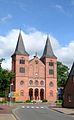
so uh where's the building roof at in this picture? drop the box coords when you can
[12,32,29,56]
[41,36,57,58]
[69,62,74,76]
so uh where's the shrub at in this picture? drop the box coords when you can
[55,100,63,107]
[55,100,63,103]
[15,101,24,103]
[42,99,48,102]
[33,101,36,104]
[0,100,7,103]
[26,100,31,103]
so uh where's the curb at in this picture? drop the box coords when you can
[12,109,20,120]
[52,109,65,114]
[52,108,74,116]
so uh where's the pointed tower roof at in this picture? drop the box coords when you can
[69,62,74,76]
[41,36,57,58]
[12,32,29,56]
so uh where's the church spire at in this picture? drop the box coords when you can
[12,32,29,56]
[41,36,57,58]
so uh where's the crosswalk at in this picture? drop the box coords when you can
[21,106,46,109]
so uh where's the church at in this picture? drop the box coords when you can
[11,32,57,102]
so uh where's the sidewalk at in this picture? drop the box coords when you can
[0,105,16,120]
[0,114,16,120]
[52,107,74,115]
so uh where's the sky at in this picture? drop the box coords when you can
[0,0,74,70]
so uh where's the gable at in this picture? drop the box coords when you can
[29,57,45,78]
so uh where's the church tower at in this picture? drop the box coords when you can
[11,32,29,101]
[41,36,57,102]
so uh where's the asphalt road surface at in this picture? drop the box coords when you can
[14,105,74,120]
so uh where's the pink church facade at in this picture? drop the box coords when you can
[11,33,57,102]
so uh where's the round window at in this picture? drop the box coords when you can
[40,81,44,85]
[20,80,24,85]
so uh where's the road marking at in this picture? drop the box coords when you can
[27,106,30,108]
[31,106,34,108]
[22,106,25,108]
[11,114,17,120]
[21,106,46,109]
[70,115,74,118]
[36,106,39,108]
[41,107,44,109]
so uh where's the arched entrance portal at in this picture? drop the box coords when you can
[29,88,33,100]
[35,88,39,100]
[40,89,44,100]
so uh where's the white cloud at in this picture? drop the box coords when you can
[55,4,65,13]
[0,14,12,24]
[50,4,64,12]
[55,4,62,9]
[0,28,74,70]
[55,41,74,68]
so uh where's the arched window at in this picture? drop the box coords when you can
[49,62,54,66]
[20,90,24,96]
[50,90,53,97]
[40,89,44,100]
[19,67,25,73]
[19,58,25,64]
[49,69,54,75]
[40,80,44,85]
[29,88,33,100]
[35,80,39,86]
[49,82,54,87]
[34,88,39,100]
[29,80,33,85]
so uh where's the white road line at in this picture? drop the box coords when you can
[22,106,25,108]
[22,106,46,109]
[41,107,44,109]
[70,115,74,117]
[31,106,34,108]
[36,106,39,108]
[27,106,30,108]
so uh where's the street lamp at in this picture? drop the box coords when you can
[9,82,13,106]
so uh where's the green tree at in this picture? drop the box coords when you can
[0,59,15,97]
[57,61,69,87]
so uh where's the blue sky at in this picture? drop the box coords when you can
[0,0,74,69]
[0,0,74,45]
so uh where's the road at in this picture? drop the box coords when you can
[14,104,74,120]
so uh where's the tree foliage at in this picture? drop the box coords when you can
[0,59,15,97]
[57,61,69,87]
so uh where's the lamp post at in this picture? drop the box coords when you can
[9,82,13,106]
